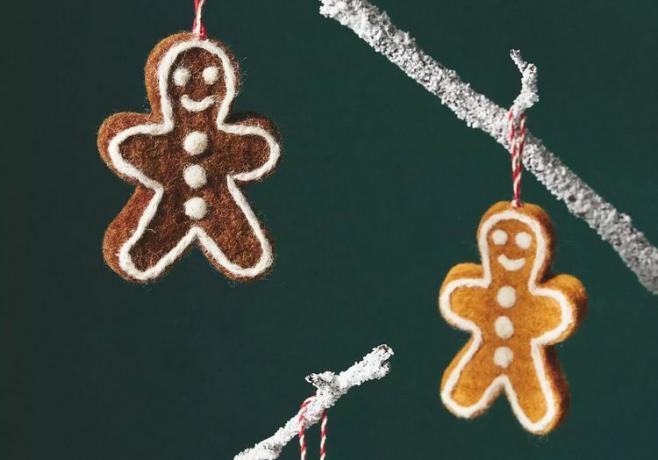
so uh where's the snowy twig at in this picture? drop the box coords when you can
[320,0,658,294]
[234,345,394,460]
[509,49,538,119]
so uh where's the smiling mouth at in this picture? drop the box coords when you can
[497,254,526,271]
[180,95,215,112]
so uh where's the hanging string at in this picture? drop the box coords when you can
[507,110,527,207]
[298,397,328,460]
[192,0,207,39]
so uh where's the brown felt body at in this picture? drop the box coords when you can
[98,33,280,282]
[439,201,587,434]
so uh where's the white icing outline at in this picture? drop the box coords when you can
[439,209,575,434]
[107,38,280,281]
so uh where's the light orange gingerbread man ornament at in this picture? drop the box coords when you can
[439,201,587,434]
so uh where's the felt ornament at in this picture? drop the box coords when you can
[98,1,280,283]
[439,200,587,434]
[438,107,587,433]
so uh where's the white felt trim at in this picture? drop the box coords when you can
[107,38,280,281]
[439,209,575,434]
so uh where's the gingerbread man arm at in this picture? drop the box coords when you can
[537,273,588,341]
[214,114,281,182]
[440,263,490,327]
[98,112,175,183]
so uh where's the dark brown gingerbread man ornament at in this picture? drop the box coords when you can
[98,33,280,282]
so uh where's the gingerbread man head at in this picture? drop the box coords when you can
[144,33,239,124]
[439,201,586,434]
[478,201,554,285]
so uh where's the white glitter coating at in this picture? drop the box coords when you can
[235,344,394,460]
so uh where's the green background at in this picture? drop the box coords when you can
[3,0,658,458]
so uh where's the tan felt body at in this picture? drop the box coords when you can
[439,201,587,434]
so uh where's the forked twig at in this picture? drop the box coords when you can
[509,49,538,119]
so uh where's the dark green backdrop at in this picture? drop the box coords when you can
[3,0,658,458]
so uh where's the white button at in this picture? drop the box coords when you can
[184,197,207,220]
[494,316,514,339]
[493,347,514,368]
[183,164,207,189]
[496,286,516,308]
[183,131,208,156]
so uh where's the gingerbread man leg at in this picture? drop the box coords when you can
[506,348,566,433]
[196,182,272,279]
[104,191,191,280]
[442,342,504,415]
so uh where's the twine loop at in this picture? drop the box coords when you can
[298,397,328,460]
[507,110,527,207]
[192,0,207,38]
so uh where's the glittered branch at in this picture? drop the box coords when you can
[234,345,394,460]
[320,0,658,294]
[509,49,538,119]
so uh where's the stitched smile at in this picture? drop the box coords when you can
[180,95,215,112]
[497,254,526,271]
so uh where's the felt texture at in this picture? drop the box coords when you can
[98,32,281,283]
[439,201,587,434]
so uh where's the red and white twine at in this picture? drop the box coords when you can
[507,110,527,207]
[298,397,328,460]
[192,0,207,39]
